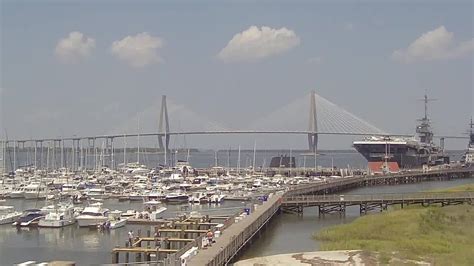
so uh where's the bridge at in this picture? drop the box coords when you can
[1,92,467,172]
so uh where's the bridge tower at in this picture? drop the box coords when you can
[308,91,318,153]
[158,95,170,153]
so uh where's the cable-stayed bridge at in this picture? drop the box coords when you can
[1,91,467,162]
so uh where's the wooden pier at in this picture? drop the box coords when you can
[282,191,474,214]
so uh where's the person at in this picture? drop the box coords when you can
[206,230,214,247]
[128,230,134,246]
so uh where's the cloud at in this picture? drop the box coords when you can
[392,26,474,63]
[55,32,95,63]
[111,32,164,68]
[218,26,300,62]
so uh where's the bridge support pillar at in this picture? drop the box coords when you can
[158,95,170,158]
[308,91,318,152]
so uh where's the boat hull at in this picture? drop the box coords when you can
[77,217,108,227]
[38,219,76,228]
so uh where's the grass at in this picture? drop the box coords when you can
[314,183,474,265]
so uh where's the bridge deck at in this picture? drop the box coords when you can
[283,192,474,206]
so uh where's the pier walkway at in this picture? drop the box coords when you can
[283,191,473,214]
[186,193,282,266]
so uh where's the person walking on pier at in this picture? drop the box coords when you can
[206,230,214,247]
[128,230,134,246]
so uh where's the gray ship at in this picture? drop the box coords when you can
[353,94,449,170]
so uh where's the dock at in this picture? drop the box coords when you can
[283,191,474,214]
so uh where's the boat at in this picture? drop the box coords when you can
[164,192,189,203]
[13,209,46,227]
[128,192,145,201]
[461,118,474,166]
[86,188,109,199]
[38,203,77,228]
[9,186,26,198]
[209,194,225,204]
[353,94,449,172]
[76,203,109,227]
[105,210,127,229]
[23,183,48,199]
[0,206,22,225]
[188,192,208,204]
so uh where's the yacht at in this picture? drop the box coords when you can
[0,206,22,225]
[164,192,189,203]
[10,185,26,198]
[38,203,77,228]
[105,210,128,229]
[13,209,46,227]
[189,192,208,204]
[23,183,48,199]
[76,203,109,227]
[143,200,167,221]
[86,188,109,199]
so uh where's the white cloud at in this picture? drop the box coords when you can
[111,32,164,68]
[55,32,95,63]
[218,26,300,62]
[392,26,474,63]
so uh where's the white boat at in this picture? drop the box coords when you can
[189,192,208,204]
[86,188,109,199]
[106,210,128,229]
[38,203,77,228]
[0,206,22,225]
[76,203,109,227]
[209,194,225,204]
[23,183,48,199]
[143,200,167,220]
[9,186,26,198]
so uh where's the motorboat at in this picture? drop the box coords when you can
[0,206,22,225]
[164,192,189,204]
[76,203,109,227]
[143,200,167,220]
[13,209,46,227]
[86,188,109,199]
[23,183,48,199]
[38,203,77,228]
[105,210,128,229]
[189,192,208,204]
[128,192,145,201]
[9,186,26,198]
[209,194,225,204]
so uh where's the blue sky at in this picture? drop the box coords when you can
[1,0,473,149]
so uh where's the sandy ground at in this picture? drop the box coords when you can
[234,250,378,266]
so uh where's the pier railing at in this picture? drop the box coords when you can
[283,191,474,205]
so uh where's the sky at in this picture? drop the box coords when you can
[1,0,473,150]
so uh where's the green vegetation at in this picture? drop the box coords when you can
[315,183,474,265]
[430,183,474,192]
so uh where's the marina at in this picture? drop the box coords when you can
[2,2,473,264]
